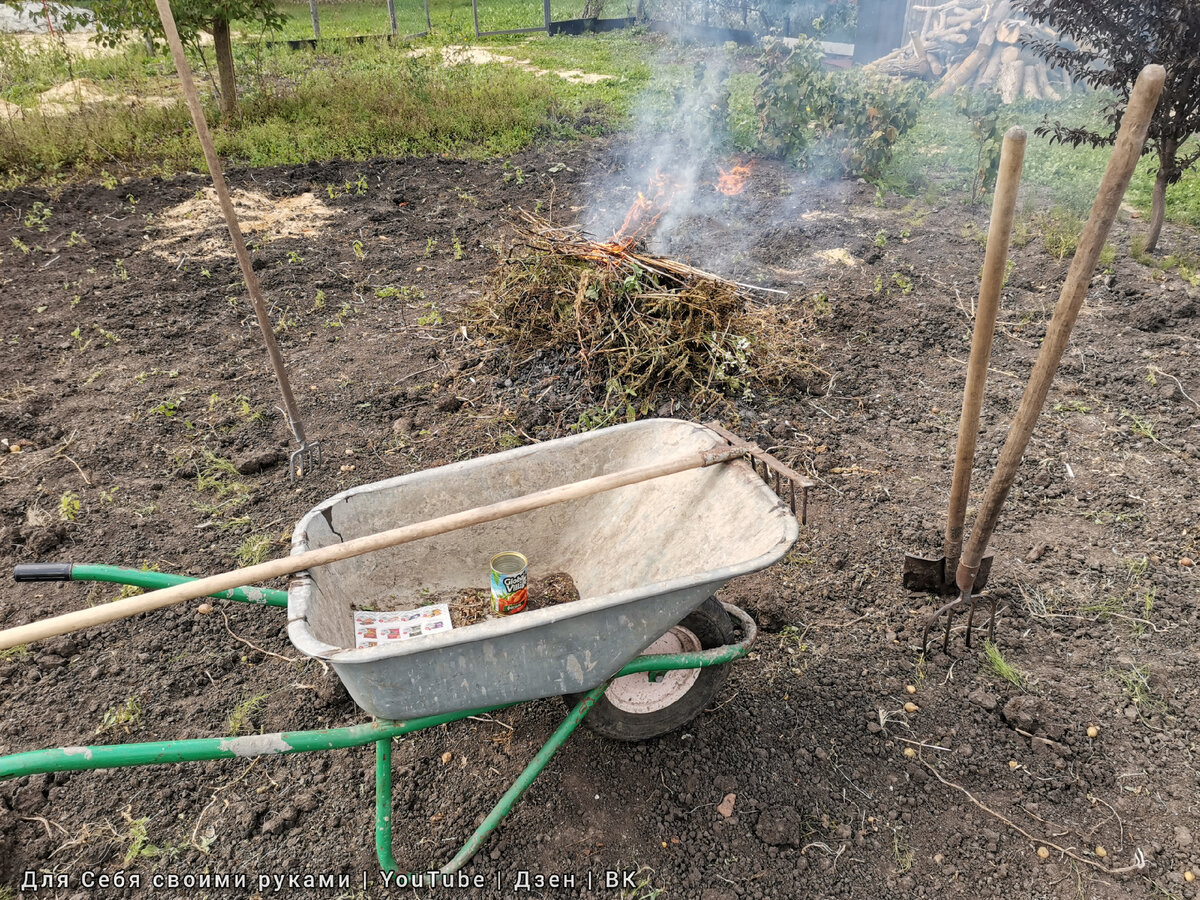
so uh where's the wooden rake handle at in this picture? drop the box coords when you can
[0,445,746,651]
[956,65,1166,593]
[944,126,1026,565]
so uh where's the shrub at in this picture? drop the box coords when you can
[753,37,926,179]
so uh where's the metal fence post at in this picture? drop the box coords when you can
[309,0,320,39]
[386,0,398,35]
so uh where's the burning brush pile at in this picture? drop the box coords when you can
[475,171,814,418]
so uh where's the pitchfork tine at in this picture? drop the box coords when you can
[922,594,961,656]
[964,592,978,648]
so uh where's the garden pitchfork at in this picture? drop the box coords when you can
[154,0,320,480]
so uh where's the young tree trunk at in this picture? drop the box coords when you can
[1145,141,1177,255]
[1145,165,1169,254]
[211,17,237,119]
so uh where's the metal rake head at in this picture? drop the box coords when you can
[920,590,999,656]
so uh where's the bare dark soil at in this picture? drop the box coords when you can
[1,142,1198,900]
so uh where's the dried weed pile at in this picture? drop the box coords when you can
[474,213,816,417]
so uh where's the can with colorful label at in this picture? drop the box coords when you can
[489,551,529,615]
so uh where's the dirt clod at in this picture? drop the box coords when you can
[968,688,998,710]
[755,805,802,846]
[1002,695,1062,738]
[716,793,736,818]
[234,449,285,475]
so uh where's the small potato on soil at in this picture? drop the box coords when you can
[1036,846,1050,859]
[904,702,919,713]
[1086,724,1099,738]
[197,602,213,615]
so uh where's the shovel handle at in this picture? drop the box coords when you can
[944,126,1026,564]
[957,64,1166,593]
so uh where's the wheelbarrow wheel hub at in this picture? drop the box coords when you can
[566,596,735,741]
[605,626,703,714]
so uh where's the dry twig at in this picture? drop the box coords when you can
[219,609,301,664]
[922,761,1145,875]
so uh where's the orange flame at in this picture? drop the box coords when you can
[608,172,675,249]
[715,162,754,196]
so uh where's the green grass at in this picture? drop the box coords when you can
[235,533,272,567]
[271,0,631,40]
[983,640,1027,688]
[1112,664,1166,719]
[884,93,1200,230]
[272,0,430,39]
[96,697,143,735]
[6,12,1200,237]
[225,693,268,735]
[0,28,649,185]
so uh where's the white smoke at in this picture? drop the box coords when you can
[582,49,741,244]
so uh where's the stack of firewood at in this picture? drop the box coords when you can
[868,0,1070,103]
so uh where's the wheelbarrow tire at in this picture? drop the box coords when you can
[564,596,734,742]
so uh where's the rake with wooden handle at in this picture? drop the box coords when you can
[1,444,753,651]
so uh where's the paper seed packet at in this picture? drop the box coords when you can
[354,604,453,649]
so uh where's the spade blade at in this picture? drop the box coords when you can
[901,552,994,595]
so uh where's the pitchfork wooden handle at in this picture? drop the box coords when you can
[944,126,1026,566]
[956,64,1166,593]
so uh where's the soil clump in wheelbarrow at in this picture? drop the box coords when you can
[436,571,582,627]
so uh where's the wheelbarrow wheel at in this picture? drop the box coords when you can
[564,596,734,742]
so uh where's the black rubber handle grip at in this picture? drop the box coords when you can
[13,563,74,582]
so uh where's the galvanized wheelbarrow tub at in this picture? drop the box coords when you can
[288,418,799,720]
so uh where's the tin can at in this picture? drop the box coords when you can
[489,551,529,616]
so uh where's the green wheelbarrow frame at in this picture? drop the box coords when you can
[0,565,757,876]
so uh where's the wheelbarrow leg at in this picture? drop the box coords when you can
[375,681,610,876]
[375,736,400,874]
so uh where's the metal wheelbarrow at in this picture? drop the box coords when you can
[2,419,811,877]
